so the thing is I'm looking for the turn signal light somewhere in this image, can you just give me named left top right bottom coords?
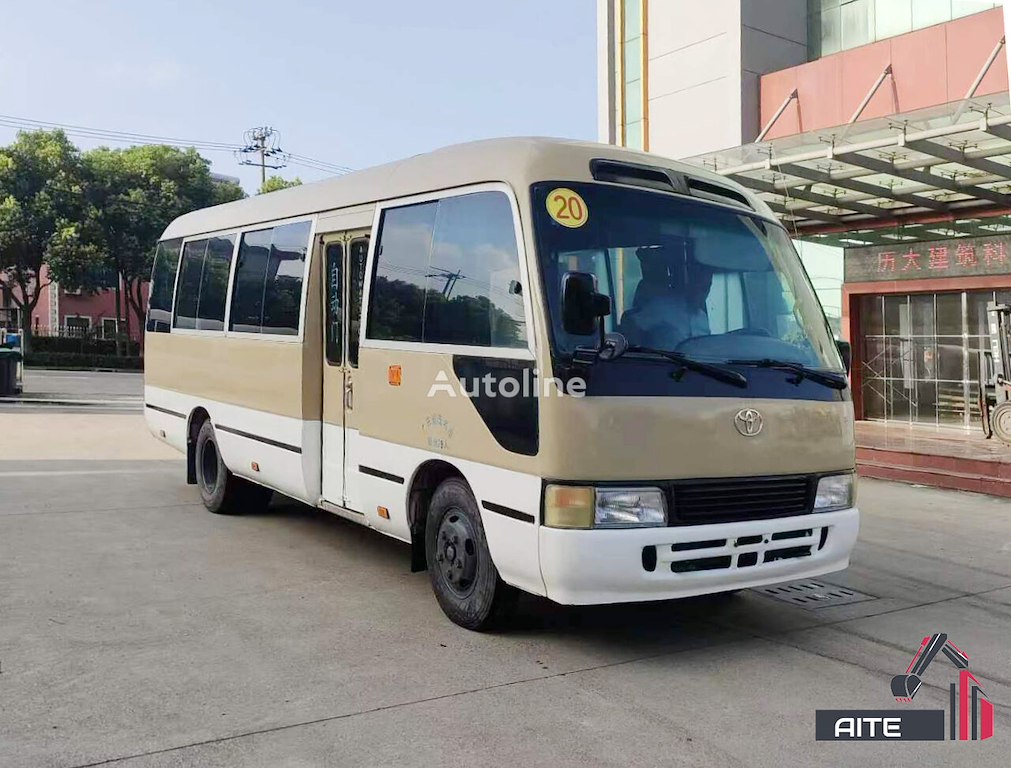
left=543, top=485, right=594, bottom=529
left=378, top=506, right=390, bottom=519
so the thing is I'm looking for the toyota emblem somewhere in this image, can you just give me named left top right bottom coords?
left=734, top=408, right=764, bottom=437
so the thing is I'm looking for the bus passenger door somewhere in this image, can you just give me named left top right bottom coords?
left=321, top=236, right=346, bottom=505
left=320, top=231, right=370, bottom=511
left=341, top=236, right=369, bottom=514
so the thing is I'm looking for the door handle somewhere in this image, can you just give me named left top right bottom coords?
left=345, top=380, right=353, bottom=411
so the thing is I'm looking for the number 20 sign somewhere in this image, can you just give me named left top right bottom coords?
left=546, top=188, right=588, bottom=228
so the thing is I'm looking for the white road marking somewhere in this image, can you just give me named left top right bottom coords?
left=0, top=468, right=177, bottom=477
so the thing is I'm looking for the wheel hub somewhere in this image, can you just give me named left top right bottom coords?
left=435, top=509, right=478, bottom=597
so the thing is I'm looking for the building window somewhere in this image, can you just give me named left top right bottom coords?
left=808, top=0, right=1005, bottom=59
left=229, top=221, right=311, bottom=336
left=102, top=318, right=119, bottom=340
left=64, top=315, right=91, bottom=337
left=620, top=0, right=647, bottom=150
left=367, top=191, right=527, bottom=350
left=858, top=289, right=1011, bottom=427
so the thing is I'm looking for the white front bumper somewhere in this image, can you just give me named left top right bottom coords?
left=538, top=507, right=859, bottom=605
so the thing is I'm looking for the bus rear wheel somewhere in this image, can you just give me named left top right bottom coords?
left=195, top=420, right=273, bottom=515
left=425, top=478, right=516, bottom=630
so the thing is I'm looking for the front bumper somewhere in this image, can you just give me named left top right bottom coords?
left=538, top=507, right=859, bottom=605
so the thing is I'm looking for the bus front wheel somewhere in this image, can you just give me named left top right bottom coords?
left=195, top=420, right=272, bottom=515
left=425, top=478, right=516, bottom=630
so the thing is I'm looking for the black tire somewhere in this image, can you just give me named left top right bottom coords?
left=992, top=401, right=1011, bottom=446
left=194, top=420, right=273, bottom=515
left=425, top=478, right=516, bottom=630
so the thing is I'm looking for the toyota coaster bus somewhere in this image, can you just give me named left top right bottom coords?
left=144, top=138, right=859, bottom=630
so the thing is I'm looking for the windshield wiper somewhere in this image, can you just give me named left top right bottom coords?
left=626, top=345, right=748, bottom=389
left=728, top=358, right=848, bottom=390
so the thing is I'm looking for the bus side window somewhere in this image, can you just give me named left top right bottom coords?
left=348, top=238, right=368, bottom=366
left=325, top=242, right=343, bottom=365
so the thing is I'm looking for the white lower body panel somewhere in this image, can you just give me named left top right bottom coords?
left=144, top=385, right=321, bottom=504
left=539, top=507, right=859, bottom=605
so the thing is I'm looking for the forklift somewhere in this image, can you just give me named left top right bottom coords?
left=977, top=302, right=1011, bottom=445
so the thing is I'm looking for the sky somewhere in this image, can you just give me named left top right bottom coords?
left=1, top=0, right=597, bottom=193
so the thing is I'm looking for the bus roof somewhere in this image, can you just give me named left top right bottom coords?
left=160, top=137, right=775, bottom=240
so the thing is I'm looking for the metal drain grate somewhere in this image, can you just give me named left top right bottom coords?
left=752, top=579, right=876, bottom=608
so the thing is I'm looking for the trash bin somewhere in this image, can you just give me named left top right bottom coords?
left=0, top=349, right=21, bottom=396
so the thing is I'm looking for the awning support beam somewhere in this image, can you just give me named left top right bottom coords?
left=850, top=65, right=893, bottom=125
left=756, top=89, right=798, bottom=143
left=775, top=162, right=950, bottom=212
left=903, top=137, right=1011, bottom=179
left=765, top=201, right=845, bottom=225
left=833, top=150, right=1011, bottom=207
left=727, top=173, right=890, bottom=218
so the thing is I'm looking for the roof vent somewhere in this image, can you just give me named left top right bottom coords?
left=685, top=177, right=753, bottom=210
left=590, top=159, right=688, bottom=194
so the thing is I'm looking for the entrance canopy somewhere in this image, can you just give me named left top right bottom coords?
left=685, top=94, right=1011, bottom=248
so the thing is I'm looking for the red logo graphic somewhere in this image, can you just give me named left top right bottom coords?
left=891, top=633, right=994, bottom=741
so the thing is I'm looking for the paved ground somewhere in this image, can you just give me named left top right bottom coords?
left=0, top=384, right=1009, bottom=766
left=0, top=368, right=143, bottom=413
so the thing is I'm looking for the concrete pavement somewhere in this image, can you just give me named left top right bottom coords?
left=0, top=464, right=1008, bottom=765
left=0, top=387, right=1008, bottom=766
left=1, top=369, right=143, bottom=413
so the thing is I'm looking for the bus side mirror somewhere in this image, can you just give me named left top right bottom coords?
left=837, top=340, right=852, bottom=375
left=561, top=271, right=610, bottom=336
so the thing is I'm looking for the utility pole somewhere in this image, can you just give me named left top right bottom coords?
left=237, top=127, right=288, bottom=186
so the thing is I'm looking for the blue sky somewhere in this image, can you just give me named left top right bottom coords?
left=1, top=1, right=596, bottom=192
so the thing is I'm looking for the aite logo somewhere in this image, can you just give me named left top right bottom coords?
left=815, top=632, right=994, bottom=741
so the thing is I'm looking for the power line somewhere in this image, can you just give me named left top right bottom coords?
left=0, top=114, right=354, bottom=179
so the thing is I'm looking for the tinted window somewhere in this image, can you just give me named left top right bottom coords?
left=147, top=238, right=182, bottom=333
left=195, top=234, right=235, bottom=331
left=325, top=242, right=343, bottom=364
left=263, top=221, right=311, bottom=335
left=348, top=237, right=369, bottom=365
left=367, top=191, right=526, bottom=349
left=368, top=202, right=436, bottom=343
left=229, top=221, right=310, bottom=335
left=173, top=239, right=207, bottom=330
left=230, top=228, right=272, bottom=333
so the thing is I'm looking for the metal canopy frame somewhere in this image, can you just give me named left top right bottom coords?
left=685, top=94, right=1011, bottom=246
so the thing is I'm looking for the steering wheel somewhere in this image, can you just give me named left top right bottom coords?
left=727, top=327, right=773, bottom=337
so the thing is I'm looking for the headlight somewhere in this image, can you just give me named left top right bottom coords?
left=543, top=485, right=667, bottom=528
left=814, top=473, right=854, bottom=512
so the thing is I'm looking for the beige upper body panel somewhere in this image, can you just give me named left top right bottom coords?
left=159, top=138, right=775, bottom=241
left=151, top=138, right=851, bottom=483
left=538, top=394, right=855, bottom=481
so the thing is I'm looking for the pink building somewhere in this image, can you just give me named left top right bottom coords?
left=1, top=265, right=148, bottom=343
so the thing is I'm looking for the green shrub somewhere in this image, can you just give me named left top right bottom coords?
left=25, top=352, right=144, bottom=370
left=32, top=335, right=140, bottom=356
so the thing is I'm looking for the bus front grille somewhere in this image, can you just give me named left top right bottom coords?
left=670, top=476, right=813, bottom=525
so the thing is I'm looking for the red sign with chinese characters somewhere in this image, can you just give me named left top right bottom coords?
left=845, top=235, right=1011, bottom=283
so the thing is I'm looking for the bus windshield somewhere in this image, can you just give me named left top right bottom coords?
left=532, top=182, right=843, bottom=372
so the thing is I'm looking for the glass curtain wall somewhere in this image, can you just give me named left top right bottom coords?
left=860, top=289, right=1011, bottom=427
left=809, top=0, right=1004, bottom=58
left=620, top=0, right=647, bottom=150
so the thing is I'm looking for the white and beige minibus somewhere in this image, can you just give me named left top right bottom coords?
left=145, top=138, right=859, bottom=629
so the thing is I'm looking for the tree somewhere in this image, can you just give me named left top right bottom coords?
left=259, top=175, right=302, bottom=195
left=81, top=145, right=245, bottom=348
left=0, top=130, right=102, bottom=351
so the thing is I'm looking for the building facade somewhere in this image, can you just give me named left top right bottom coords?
left=598, top=0, right=1011, bottom=430
left=0, top=267, right=148, bottom=343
